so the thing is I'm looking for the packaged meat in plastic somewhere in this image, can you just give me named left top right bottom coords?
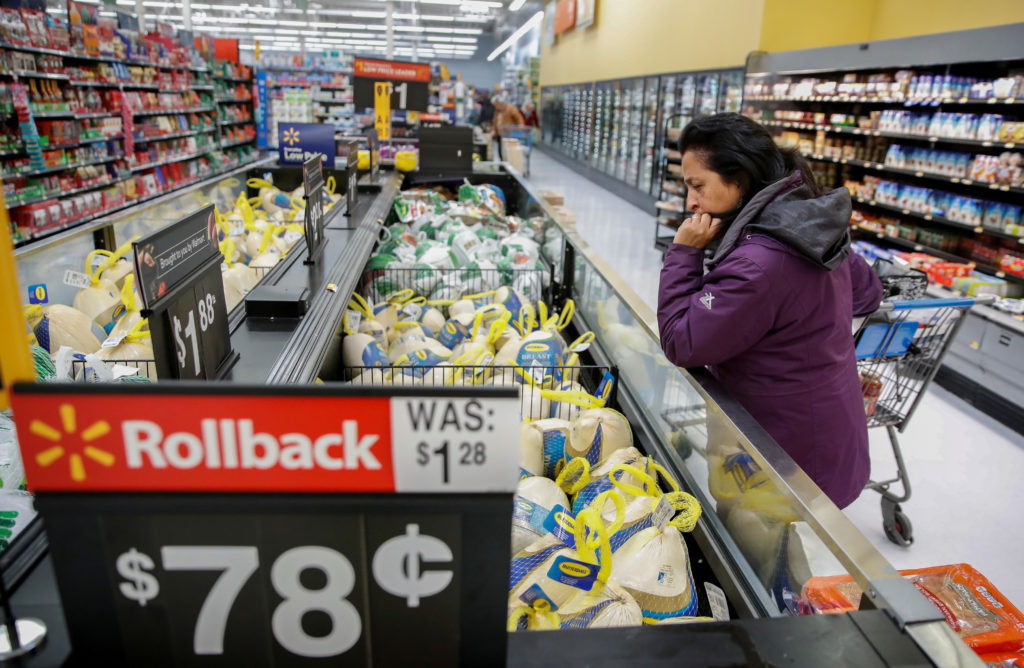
left=566, top=407, right=634, bottom=471
left=520, top=418, right=571, bottom=478
left=511, top=476, right=569, bottom=556
left=803, top=564, right=1024, bottom=653
left=610, top=525, right=699, bottom=623
left=25, top=304, right=102, bottom=354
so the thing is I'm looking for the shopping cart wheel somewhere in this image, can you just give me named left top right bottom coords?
left=881, top=500, right=914, bottom=547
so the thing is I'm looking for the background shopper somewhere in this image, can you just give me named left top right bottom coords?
left=657, top=113, right=884, bottom=508
left=492, top=96, right=525, bottom=162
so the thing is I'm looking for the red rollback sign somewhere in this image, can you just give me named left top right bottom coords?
left=353, top=58, right=431, bottom=83
left=13, top=390, right=394, bottom=492
left=10, top=385, right=520, bottom=494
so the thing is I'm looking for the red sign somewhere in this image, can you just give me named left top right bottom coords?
left=13, top=390, right=392, bottom=492
left=353, top=58, right=431, bottom=83
left=554, top=0, right=576, bottom=34
left=10, top=386, right=519, bottom=494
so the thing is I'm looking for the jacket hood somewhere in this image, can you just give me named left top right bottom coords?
left=708, top=172, right=852, bottom=271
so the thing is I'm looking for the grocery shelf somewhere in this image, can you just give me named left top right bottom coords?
left=762, top=119, right=1019, bottom=150
left=7, top=175, right=133, bottom=209
left=219, top=118, right=253, bottom=126
left=220, top=137, right=255, bottom=149
left=0, top=40, right=206, bottom=69
left=133, top=128, right=216, bottom=144
left=258, top=66, right=352, bottom=74
left=214, top=75, right=250, bottom=82
left=191, top=84, right=214, bottom=91
left=747, top=94, right=1024, bottom=106
left=33, top=135, right=123, bottom=152
left=13, top=155, right=270, bottom=253
left=31, top=111, right=74, bottom=118
left=0, top=147, right=23, bottom=156
left=0, top=70, right=68, bottom=80
left=852, top=223, right=1024, bottom=284
left=132, top=106, right=215, bottom=116
left=269, top=81, right=350, bottom=89
left=804, top=151, right=1024, bottom=199
left=10, top=154, right=124, bottom=179
left=129, top=150, right=208, bottom=172
left=67, top=80, right=186, bottom=91
left=216, top=97, right=253, bottom=104
left=852, top=195, right=1024, bottom=243
left=75, top=111, right=120, bottom=119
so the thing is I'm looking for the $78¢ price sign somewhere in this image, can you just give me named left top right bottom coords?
left=114, top=523, right=454, bottom=659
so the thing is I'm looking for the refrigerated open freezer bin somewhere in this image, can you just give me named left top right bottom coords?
left=5, top=161, right=981, bottom=665
left=320, top=163, right=980, bottom=666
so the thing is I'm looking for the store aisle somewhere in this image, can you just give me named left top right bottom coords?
left=526, top=149, right=1024, bottom=607
left=528, top=151, right=663, bottom=309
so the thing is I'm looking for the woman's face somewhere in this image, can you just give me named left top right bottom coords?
left=682, top=150, right=744, bottom=217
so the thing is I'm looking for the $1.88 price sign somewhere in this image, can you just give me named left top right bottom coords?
left=99, top=512, right=466, bottom=666
left=159, top=261, right=231, bottom=380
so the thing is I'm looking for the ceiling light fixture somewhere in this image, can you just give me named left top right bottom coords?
left=487, top=10, right=542, bottom=61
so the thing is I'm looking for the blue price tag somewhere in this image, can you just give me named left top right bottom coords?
left=28, top=284, right=48, bottom=304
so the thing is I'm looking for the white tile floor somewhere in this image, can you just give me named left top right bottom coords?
left=527, top=148, right=1024, bottom=607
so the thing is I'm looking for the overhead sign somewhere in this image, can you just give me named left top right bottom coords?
left=374, top=81, right=391, bottom=141
left=12, top=386, right=520, bottom=493
left=14, top=384, right=516, bottom=666
left=278, top=123, right=335, bottom=167
left=353, top=58, right=429, bottom=112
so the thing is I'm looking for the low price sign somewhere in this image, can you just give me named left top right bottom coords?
left=278, top=123, right=336, bottom=168
left=353, top=58, right=429, bottom=112
left=11, top=384, right=518, bottom=666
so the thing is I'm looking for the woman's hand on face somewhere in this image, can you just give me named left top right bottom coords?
left=673, top=211, right=723, bottom=249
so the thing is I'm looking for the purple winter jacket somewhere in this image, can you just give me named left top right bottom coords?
left=657, top=173, right=884, bottom=508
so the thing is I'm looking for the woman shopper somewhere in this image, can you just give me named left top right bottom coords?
left=657, top=113, right=883, bottom=508
left=492, top=96, right=524, bottom=161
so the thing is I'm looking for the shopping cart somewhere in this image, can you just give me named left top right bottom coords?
left=502, top=125, right=533, bottom=176
left=855, top=295, right=992, bottom=546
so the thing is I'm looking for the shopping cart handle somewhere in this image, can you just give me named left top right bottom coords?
left=886, top=296, right=983, bottom=310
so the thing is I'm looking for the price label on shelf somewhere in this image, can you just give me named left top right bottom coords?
left=160, top=264, right=231, bottom=380
left=302, top=154, right=326, bottom=264
left=391, top=396, right=519, bottom=493
left=12, top=384, right=517, bottom=666
left=63, top=269, right=92, bottom=289
left=133, top=204, right=235, bottom=380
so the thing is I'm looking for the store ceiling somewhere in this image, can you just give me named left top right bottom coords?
left=47, top=0, right=541, bottom=60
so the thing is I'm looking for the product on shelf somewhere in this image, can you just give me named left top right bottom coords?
left=341, top=183, right=709, bottom=629
left=802, top=564, right=1024, bottom=656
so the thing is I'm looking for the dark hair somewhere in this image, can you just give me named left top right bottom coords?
left=679, top=113, right=823, bottom=203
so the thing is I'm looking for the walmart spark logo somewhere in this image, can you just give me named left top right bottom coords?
left=283, top=128, right=300, bottom=146
left=30, top=404, right=115, bottom=482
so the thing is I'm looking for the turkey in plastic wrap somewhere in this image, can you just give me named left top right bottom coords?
left=520, top=418, right=571, bottom=479
left=611, top=524, right=699, bottom=623
left=566, top=407, right=633, bottom=468
left=508, top=490, right=633, bottom=628
left=558, top=447, right=650, bottom=515
left=25, top=304, right=102, bottom=354
left=511, top=476, right=569, bottom=556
